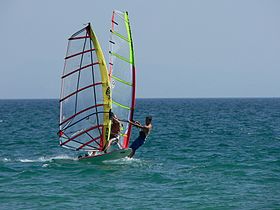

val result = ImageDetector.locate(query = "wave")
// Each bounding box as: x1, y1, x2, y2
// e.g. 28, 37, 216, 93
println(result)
2, 155, 145, 165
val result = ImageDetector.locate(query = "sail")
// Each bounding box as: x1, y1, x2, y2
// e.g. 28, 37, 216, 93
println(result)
109, 10, 136, 148
59, 24, 111, 152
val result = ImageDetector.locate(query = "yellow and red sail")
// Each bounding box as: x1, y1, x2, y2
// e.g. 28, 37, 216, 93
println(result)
59, 24, 111, 152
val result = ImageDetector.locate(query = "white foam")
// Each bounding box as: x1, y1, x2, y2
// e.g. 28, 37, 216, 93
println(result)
18, 155, 75, 163
103, 157, 142, 164
1, 157, 11, 162
19, 159, 35, 163
47, 155, 75, 161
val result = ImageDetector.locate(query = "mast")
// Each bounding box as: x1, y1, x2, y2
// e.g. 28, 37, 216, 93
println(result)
88, 23, 112, 149
123, 11, 136, 148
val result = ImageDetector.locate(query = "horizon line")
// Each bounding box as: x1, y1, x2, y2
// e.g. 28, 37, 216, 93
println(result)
0, 96, 280, 100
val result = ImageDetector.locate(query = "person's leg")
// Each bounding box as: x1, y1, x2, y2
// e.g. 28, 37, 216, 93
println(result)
128, 149, 135, 158
129, 135, 145, 158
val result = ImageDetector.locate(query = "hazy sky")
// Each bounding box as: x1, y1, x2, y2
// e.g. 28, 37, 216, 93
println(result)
0, 0, 279, 99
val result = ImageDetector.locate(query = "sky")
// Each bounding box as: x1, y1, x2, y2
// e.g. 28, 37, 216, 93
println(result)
0, 0, 279, 99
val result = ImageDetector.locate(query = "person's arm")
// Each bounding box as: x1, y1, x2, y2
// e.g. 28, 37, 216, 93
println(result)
128, 120, 144, 129
112, 115, 121, 124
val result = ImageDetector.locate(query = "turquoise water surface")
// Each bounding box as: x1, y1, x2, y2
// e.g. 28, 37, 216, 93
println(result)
0, 98, 280, 209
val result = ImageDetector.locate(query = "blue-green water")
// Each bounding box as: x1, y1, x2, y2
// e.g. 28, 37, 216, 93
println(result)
0, 98, 280, 209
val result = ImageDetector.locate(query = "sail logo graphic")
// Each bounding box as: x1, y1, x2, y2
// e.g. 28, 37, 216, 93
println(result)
106, 87, 111, 99
111, 79, 116, 89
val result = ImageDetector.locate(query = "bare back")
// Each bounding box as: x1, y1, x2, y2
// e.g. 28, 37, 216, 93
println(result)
111, 117, 121, 137
141, 123, 152, 136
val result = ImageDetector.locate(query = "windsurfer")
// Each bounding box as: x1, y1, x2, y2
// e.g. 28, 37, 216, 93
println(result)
128, 116, 152, 158
110, 112, 122, 139
105, 112, 122, 152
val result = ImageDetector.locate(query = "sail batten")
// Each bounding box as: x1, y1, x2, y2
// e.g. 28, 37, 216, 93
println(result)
111, 75, 132, 86
110, 30, 130, 43
109, 51, 131, 64
112, 100, 131, 110
69, 36, 90, 40
65, 48, 96, 60
61, 62, 100, 79
60, 82, 103, 102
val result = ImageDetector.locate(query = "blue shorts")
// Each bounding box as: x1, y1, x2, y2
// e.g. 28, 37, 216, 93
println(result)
129, 135, 146, 151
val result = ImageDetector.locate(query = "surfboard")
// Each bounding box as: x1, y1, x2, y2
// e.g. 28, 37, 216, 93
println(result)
78, 148, 132, 162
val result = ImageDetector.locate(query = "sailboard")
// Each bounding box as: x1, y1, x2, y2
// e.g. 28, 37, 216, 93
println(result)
58, 11, 136, 162
109, 10, 136, 149
79, 148, 132, 162
59, 23, 112, 155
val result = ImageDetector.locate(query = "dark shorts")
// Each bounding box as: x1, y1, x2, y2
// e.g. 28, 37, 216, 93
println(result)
129, 135, 146, 151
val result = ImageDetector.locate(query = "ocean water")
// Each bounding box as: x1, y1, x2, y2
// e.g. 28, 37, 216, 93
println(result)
0, 98, 280, 209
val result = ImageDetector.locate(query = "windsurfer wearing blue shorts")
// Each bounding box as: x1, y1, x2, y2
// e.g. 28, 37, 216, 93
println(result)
128, 116, 152, 158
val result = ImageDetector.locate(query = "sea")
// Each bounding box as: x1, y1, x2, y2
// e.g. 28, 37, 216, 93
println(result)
0, 98, 280, 210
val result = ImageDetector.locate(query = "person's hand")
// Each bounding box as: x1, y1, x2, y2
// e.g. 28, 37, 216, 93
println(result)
135, 121, 141, 125
109, 111, 113, 120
